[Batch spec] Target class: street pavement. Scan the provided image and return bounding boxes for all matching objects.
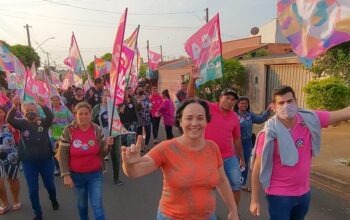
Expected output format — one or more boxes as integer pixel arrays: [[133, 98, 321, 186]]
[[2, 127, 350, 220]]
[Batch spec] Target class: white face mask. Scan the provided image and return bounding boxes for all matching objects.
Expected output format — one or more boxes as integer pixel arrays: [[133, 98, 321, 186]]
[[276, 103, 297, 120]]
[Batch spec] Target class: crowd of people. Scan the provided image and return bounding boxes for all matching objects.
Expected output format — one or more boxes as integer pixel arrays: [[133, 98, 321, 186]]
[[0, 70, 350, 220]]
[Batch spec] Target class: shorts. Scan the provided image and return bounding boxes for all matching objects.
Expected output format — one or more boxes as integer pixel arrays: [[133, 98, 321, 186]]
[[0, 163, 19, 180], [223, 156, 242, 191]]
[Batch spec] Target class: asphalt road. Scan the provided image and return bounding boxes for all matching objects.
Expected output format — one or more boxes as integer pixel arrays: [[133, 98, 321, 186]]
[[2, 127, 350, 220]]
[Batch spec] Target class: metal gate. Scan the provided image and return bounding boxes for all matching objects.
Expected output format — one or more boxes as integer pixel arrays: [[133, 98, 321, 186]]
[[266, 64, 313, 108]]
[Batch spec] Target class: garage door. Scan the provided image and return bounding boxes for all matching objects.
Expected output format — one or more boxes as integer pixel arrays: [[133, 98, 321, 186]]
[[266, 64, 313, 108]]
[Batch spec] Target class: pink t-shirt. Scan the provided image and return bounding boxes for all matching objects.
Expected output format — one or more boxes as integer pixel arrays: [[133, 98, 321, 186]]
[[205, 102, 241, 159], [256, 111, 330, 196], [150, 94, 163, 117], [69, 126, 101, 173]]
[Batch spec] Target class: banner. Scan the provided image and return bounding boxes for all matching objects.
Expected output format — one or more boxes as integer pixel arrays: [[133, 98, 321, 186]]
[[94, 56, 111, 79], [185, 13, 223, 87], [24, 68, 50, 106], [0, 42, 27, 95], [277, 0, 350, 67], [148, 49, 161, 71], [109, 8, 129, 136], [64, 33, 83, 75], [124, 25, 140, 92], [50, 70, 62, 88], [0, 90, 9, 105], [61, 71, 73, 90], [128, 48, 140, 91]]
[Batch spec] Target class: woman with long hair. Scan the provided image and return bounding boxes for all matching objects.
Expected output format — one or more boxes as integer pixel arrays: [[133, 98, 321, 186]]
[[156, 89, 175, 140]]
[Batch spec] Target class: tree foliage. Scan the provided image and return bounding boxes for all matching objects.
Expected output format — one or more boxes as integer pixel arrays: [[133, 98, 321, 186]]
[[303, 77, 350, 111], [197, 58, 246, 102], [310, 42, 350, 83], [139, 63, 147, 79], [10, 44, 40, 68]]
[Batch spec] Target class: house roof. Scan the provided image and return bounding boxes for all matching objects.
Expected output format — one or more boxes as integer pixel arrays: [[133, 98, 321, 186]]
[[222, 44, 267, 59], [158, 58, 193, 70]]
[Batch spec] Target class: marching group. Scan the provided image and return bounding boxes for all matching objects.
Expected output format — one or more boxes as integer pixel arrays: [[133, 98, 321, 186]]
[[0, 70, 350, 220]]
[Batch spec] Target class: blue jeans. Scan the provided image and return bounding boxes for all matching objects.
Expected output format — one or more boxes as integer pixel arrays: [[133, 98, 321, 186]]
[[266, 191, 311, 220], [241, 139, 253, 186], [71, 171, 105, 220], [223, 156, 242, 191], [22, 158, 57, 217], [156, 209, 217, 220]]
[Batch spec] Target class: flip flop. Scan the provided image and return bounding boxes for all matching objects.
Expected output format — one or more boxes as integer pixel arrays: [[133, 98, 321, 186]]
[[242, 187, 252, 192], [12, 202, 21, 211], [0, 204, 11, 215]]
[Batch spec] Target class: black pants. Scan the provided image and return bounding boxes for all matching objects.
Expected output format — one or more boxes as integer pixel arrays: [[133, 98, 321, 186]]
[[150, 116, 161, 139], [137, 124, 151, 146], [165, 125, 174, 140], [111, 136, 121, 181]]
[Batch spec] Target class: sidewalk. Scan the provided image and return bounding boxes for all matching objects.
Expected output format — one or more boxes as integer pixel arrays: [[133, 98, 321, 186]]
[[311, 122, 350, 200], [253, 122, 350, 201]]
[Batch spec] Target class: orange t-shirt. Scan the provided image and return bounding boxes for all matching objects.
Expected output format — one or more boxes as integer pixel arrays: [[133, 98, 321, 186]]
[[147, 138, 223, 220]]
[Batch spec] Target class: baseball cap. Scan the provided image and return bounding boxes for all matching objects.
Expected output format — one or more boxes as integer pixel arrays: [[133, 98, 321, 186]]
[[220, 88, 238, 99]]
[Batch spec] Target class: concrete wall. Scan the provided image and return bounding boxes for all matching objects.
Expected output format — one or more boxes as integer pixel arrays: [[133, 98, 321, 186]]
[[240, 55, 310, 113]]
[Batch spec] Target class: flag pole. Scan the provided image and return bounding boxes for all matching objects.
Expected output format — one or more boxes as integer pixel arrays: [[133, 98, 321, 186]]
[[109, 8, 128, 137], [72, 32, 91, 87]]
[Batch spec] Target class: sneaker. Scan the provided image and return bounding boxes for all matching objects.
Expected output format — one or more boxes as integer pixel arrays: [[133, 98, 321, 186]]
[[114, 179, 124, 186], [153, 138, 159, 145], [104, 156, 109, 161], [33, 215, 43, 220], [51, 200, 59, 210], [54, 169, 60, 176]]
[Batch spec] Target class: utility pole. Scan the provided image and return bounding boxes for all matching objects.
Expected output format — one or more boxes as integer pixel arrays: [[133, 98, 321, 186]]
[[24, 24, 32, 48], [205, 8, 209, 23], [160, 45, 163, 62], [46, 52, 50, 74]]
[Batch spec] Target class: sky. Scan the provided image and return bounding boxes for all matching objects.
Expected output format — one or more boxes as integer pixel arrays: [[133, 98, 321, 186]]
[[0, 0, 277, 70]]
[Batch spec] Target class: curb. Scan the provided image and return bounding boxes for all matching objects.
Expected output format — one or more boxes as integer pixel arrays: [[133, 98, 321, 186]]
[[311, 170, 350, 201]]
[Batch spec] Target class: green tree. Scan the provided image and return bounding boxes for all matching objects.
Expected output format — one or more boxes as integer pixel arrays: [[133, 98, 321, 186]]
[[139, 63, 147, 79], [10, 44, 40, 68], [198, 58, 246, 102], [303, 77, 350, 111], [311, 41, 350, 83]]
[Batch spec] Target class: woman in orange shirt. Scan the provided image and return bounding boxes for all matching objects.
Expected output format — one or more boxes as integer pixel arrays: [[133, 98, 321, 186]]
[[122, 98, 239, 220]]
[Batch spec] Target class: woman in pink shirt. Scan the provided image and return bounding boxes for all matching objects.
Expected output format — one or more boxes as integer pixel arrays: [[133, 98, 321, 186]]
[[58, 102, 113, 220], [156, 89, 175, 140], [149, 86, 163, 144]]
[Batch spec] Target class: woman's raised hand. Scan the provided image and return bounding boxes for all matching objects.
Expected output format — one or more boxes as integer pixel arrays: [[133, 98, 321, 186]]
[[121, 135, 143, 165]]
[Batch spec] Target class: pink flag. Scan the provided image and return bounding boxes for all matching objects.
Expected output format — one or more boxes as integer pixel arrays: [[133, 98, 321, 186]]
[[24, 68, 50, 105], [109, 8, 130, 136], [114, 44, 135, 105], [0, 90, 9, 105], [94, 56, 111, 79], [61, 71, 73, 90], [64, 33, 83, 75], [30, 62, 37, 79], [185, 13, 223, 87], [148, 49, 161, 71], [124, 26, 140, 91]]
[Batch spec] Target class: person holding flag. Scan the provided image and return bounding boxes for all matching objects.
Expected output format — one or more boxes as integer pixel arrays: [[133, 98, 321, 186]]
[[7, 95, 59, 220]]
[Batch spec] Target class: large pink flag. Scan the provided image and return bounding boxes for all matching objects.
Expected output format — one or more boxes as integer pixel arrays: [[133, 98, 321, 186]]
[[109, 8, 130, 136], [0, 90, 9, 105], [24, 68, 50, 105], [185, 13, 223, 87], [64, 33, 83, 75], [148, 49, 161, 71], [61, 71, 73, 90]]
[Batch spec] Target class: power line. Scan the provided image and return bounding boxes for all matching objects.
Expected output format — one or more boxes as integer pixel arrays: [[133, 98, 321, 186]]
[[42, 0, 198, 16], [0, 10, 197, 31]]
